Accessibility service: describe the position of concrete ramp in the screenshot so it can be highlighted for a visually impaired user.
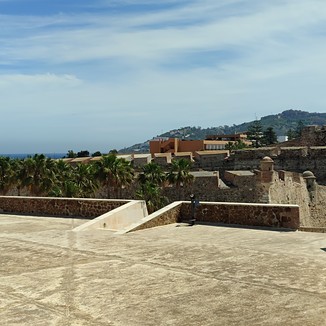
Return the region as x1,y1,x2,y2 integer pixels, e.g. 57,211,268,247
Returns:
116,201,183,235
73,200,148,232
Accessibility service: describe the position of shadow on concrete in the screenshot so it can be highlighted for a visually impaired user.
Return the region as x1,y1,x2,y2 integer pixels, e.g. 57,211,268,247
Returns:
175,221,297,233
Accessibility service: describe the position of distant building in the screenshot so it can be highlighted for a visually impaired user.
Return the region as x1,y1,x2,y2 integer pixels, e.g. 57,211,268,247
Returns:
277,135,288,142
149,133,251,156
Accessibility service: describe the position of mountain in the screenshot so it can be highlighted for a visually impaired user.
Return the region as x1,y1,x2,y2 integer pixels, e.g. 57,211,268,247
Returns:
119,110,326,153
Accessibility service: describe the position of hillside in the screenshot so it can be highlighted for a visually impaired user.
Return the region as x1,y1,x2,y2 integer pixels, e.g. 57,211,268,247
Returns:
119,110,326,153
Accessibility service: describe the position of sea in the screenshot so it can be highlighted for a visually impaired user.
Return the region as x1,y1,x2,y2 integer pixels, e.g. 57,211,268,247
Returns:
0,153,66,159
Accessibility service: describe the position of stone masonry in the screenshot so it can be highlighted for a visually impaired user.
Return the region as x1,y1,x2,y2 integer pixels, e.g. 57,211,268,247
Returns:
0,196,129,218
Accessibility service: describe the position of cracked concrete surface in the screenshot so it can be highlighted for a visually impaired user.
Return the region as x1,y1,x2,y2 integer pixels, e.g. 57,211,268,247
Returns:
1,214,326,325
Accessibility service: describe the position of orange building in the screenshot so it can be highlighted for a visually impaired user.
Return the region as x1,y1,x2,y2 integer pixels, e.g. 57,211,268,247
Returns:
149,134,251,156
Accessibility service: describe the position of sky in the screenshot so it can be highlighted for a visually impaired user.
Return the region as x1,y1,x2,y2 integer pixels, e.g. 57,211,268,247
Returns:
1,0,326,154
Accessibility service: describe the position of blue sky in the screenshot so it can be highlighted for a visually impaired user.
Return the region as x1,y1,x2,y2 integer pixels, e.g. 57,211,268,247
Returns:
1,0,326,153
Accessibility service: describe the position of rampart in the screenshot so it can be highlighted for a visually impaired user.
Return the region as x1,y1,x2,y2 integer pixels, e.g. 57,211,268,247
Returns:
300,125,326,146
223,146,326,182
130,201,300,232
0,196,129,218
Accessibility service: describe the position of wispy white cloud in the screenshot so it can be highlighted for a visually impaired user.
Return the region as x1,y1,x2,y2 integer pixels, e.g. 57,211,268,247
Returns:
1,0,326,152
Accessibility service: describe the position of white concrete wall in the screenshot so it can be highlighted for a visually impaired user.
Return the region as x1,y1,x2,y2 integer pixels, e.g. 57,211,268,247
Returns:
73,200,148,232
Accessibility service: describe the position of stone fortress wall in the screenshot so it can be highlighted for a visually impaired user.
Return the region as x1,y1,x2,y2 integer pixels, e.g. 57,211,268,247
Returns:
162,156,326,228
6,156,325,228
130,156,326,228
2,126,325,229
0,197,128,218
146,126,326,184
223,146,326,183
132,201,300,232
221,125,326,183
2,160,326,230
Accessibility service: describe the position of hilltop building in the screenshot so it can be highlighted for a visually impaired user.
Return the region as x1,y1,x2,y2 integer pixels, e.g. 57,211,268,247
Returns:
149,133,251,156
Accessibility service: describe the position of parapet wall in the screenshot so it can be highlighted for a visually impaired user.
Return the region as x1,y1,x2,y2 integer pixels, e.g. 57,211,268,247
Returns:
128,201,182,232
0,196,300,232
0,196,129,218
128,201,300,231
180,202,300,229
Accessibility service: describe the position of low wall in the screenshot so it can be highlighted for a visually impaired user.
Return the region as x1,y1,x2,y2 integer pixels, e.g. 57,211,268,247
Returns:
124,201,182,233
74,200,148,232
125,201,300,232
0,196,129,218
180,202,300,229
0,197,301,232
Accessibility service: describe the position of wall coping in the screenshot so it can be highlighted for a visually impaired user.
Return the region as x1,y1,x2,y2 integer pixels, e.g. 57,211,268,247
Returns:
188,201,299,208
0,196,132,203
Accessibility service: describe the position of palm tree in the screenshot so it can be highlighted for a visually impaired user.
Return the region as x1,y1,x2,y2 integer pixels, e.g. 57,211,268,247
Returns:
0,157,16,195
138,162,166,186
72,163,98,197
95,154,134,198
19,154,56,196
14,159,29,196
50,160,98,198
49,180,82,198
136,181,168,214
167,158,194,200
50,160,77,197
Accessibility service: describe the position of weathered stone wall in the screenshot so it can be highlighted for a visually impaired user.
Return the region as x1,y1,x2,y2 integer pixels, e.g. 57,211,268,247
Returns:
224,171,256,188
300,125,326,146
180,202,300,229
222,146,326,183
163,184,263,203
275,147,326,183
268,172,312,226
309,185,326,227
219,125,325,182
129,201,300,232
195,153,227,170
0,196,129,218
131,202,181,232
93,175,264,204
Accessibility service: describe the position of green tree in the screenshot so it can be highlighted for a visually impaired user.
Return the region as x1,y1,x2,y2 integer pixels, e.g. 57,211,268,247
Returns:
66,150,77,158
72,163,98,197
0,157,16,195
14,159,30,196
50,160,76,197
92,151,102,157
263,127,278,145
287,128,296,140
136,181,168,214
167,159,194,200
295,120,305,138
95,154,134,198
247,120,263,148
50,180,81,198
50,160,98,198
286,121,305,140
138,162,166,186
77,150,90,158
225,140,248,151
20,154,56,196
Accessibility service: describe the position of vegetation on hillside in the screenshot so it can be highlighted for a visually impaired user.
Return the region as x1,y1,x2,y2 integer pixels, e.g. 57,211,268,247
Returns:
120,110,326,153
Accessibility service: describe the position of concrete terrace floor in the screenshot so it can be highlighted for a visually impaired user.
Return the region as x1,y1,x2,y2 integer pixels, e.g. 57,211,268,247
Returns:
1,215,326,326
